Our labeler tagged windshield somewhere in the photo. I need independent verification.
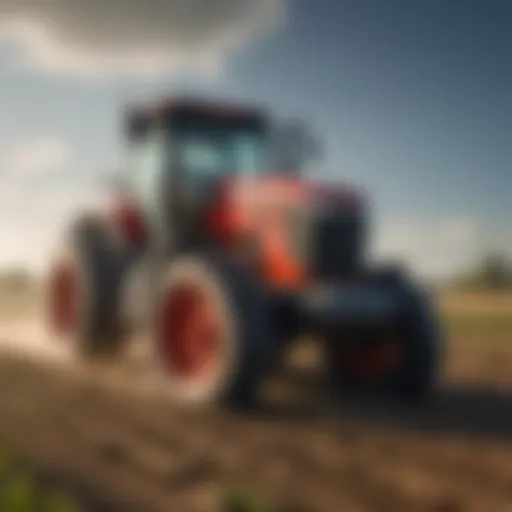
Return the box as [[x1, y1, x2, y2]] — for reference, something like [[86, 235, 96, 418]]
[[177, 127, 269, 185]]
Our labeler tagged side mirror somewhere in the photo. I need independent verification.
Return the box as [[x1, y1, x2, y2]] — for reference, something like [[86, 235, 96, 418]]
[[272, 120, 323, 172]]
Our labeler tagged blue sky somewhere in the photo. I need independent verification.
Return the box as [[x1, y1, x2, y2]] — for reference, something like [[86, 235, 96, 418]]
[[0, 0, 509, 277]]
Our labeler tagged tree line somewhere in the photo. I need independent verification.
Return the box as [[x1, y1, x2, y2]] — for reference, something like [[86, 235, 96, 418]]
[[0, 267, 33, 291], [454, 253, 512, 291]]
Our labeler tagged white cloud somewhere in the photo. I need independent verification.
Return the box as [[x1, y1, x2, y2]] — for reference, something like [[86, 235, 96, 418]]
[[0, 0, 285, 78], [0, 137, 72, 232], [1, 138, 69, 177], [372, 217, 491, 279], [0, 179, 99, 273], [0, 138, 95, 272]]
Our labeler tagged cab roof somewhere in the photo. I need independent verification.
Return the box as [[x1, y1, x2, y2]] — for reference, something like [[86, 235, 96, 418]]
[[125, 96, 269, 138]]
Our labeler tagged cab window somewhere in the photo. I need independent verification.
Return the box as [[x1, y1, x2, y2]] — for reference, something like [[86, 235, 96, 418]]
[[127, 128, 167, 226]]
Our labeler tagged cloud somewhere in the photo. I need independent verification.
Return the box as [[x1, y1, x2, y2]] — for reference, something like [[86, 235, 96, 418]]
[[0, 137, 71, 228], [0, 178, 99, 272], [372, 217, 491, 279], [0, 137, 89, 272], [0, 0, 285, 77], [1, 138, 69, 178]]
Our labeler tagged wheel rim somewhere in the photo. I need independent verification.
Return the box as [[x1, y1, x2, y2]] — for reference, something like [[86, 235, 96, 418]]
[[49, 263, 78, 337], [333, 333, 405, 380], [160, 283, 221, 381]]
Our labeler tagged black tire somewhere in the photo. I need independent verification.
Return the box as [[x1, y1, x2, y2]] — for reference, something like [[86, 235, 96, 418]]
[[369, 265, 442, 402], [46, 214, 128, 359], [388, 284, 442, 403], [152, 254, 277, 407], [326, 274, 442, 404]]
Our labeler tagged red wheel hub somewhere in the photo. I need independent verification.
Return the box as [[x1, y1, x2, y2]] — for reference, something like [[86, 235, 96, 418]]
[[49, 263, 78, 337], [333, 334, 405, 380], [160, 284, 221, 381]]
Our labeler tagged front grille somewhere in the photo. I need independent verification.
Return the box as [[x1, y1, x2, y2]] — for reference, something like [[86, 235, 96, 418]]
[[310, 210, 363, 280], [285, 204, 313, 265], [285, 204, 364, 280]]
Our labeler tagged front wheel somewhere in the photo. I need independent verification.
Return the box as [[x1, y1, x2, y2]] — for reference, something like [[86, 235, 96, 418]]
[[388, 287, 442, 403], [151, 254, 277, 407], [326, 282, 442, 404]]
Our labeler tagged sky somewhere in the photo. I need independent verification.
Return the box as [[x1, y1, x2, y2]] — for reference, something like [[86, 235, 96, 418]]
[[0, 0, 510, 278]]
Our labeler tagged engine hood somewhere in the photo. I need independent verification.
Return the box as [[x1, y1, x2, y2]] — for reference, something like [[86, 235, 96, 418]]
[[207, 174, 366, 290], [220, 175, 365, 212]]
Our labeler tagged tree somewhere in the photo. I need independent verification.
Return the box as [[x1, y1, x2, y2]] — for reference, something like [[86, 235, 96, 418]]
[[0, 267, 32, 291], [456, 253, 512, 291], [478, 254, 512, 290]]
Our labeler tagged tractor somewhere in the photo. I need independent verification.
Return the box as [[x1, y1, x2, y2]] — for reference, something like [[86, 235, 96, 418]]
[[45, 97, 442, 406]]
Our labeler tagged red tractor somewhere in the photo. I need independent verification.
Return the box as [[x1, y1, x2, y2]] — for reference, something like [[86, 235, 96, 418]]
[[46, 97, 442, 406]]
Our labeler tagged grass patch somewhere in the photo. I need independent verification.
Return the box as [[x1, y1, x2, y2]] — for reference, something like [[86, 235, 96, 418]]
[[220, 485, 276, 512], [0, 441, 82, 512], [0, 439, 277, 512], [442, 313, 512, 337], [0, 473, 82, 512], [439, 291, 512, 337]]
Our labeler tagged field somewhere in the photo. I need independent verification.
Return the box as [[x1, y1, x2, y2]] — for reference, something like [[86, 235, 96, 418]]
[[0, 287, 511, 511]]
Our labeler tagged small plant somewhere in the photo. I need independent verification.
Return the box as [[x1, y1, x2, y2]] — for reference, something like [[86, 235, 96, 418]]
[[0, 442, 15, 480], [0, 439, 83, 512], [220, 485, 275, 512], [0, 472, 38, 512], [42, 490, 82, 512]]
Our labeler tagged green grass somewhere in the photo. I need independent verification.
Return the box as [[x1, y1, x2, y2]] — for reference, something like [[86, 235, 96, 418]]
[[439, 291, 512, 338], [220, 485, 275, 512], [0, 474, 82, 512], [0, 439, 277, 512], [0, 441, 82, 512], [443, 313, 512, 337]]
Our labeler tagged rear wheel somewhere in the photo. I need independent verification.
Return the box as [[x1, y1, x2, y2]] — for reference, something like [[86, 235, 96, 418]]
[[152, 255, 276, 407], [48, 261, 79, 338], [45, 216, 128, 359]]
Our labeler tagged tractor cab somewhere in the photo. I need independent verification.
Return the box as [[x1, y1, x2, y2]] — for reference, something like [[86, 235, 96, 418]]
[[115, 97, 367, 287], [119, 98, 277, 249]]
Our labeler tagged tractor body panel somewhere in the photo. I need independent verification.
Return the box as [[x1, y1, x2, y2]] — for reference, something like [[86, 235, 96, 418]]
[[205, 175, 366, 291], [297, 283, 404, 332]]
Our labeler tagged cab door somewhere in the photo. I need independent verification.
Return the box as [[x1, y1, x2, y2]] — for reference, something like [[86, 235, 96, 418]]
[[126, 126, 171, 246]]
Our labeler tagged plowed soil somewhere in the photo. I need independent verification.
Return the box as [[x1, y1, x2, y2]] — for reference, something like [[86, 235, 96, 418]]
[[0, 291, 511, 512]]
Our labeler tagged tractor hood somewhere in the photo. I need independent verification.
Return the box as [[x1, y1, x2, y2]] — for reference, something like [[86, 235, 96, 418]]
[[207, 174, 367, 289], [219, 175, 365, 212]]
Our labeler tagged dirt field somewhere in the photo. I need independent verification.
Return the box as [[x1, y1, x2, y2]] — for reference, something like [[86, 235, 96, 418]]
[[0, 289, 511, 512]]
